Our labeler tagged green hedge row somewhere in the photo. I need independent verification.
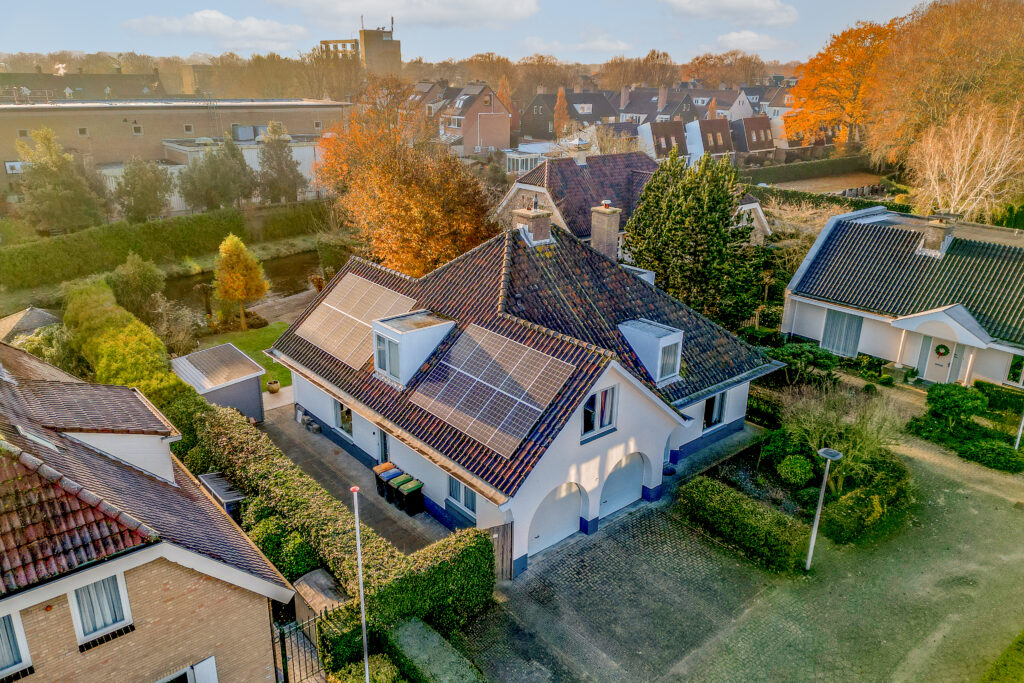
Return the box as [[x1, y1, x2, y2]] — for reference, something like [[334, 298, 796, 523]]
[[906, 415, 1024, 472], [744, 184, 913, 213], [677, 475, 809, 572], [742, 155, 871, 185], [747, 385, 784, 429], [63, 280, 191, 408], [974, 380, 1024, 413], [0, 201, 326, 291]]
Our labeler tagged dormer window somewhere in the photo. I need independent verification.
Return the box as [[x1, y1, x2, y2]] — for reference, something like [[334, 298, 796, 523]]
[[374, 333, 400, 381], [659, 342, 681, 381]]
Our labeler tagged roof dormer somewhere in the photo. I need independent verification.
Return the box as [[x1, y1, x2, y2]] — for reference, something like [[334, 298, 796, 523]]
[[371, 311, 455, 387], [617, 318, 684, 386]]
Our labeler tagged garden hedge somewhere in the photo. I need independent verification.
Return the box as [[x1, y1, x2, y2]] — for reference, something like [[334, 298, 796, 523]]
[[747, 385, 785, 428], [820, 452, 914, 543], [676, 475, 809, 572], [974, 380, 1024, 413], [744, 184, 912, 213], [741, 155, 871, 185], [63, 280, 191, 408], [328, 654, 405, 683]]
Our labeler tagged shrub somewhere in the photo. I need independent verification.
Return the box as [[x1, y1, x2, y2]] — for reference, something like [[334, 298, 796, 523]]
[[147, 293, 200, 356], [105, 252, 166, 319], [254, 201, 327, 241], [383, 618, 485, 683], [279, 531, 321, 581], [764, 343, 838, 387], [241, 495, 277, 531], [676, 476, 809, 572], [182, 445, 215, 474], [249, 516, 289, 563], [747, 386, 785, 429], [741, 155, 871, 184], [925, 383, 988, 431], [794, 486, 820, 509], [744, 185, 912, 213], [777, 455, 814, 487], [959, 440, 1024, 473], [863, 383, 878, 395], [759, 429, 802, 467], [820, 450, 913, 543], [974, 380, 1024, 413], [329, 654, 405, 683], [878, 375, 895, 387], [11, 323, 92, 380], [739, 326, 784, 348]]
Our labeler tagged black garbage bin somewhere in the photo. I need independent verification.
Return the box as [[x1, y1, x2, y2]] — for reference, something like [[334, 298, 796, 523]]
[[399, 479, 424, 516], [387, 474, 412, 504], [374, 463, 398, 497]]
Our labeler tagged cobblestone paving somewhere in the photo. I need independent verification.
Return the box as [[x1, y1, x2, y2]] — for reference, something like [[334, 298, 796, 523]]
[[461, 455, 1024, 682]]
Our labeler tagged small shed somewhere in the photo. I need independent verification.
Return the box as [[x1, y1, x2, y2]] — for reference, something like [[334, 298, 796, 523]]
[[172, 343, 266, 422]]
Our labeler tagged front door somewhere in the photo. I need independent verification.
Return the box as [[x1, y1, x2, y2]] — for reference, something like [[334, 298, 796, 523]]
[[946, 343, 966, 383], [379, 431, 390, 463], [923, 338, 954, 383]]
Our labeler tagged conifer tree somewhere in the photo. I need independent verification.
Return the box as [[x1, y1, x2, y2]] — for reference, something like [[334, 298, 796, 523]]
[[16, 127, 105, 232], [212, 234, 268, 330], [256, 121, 307, 203]]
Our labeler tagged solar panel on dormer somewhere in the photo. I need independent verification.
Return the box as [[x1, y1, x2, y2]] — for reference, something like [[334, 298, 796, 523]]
[[296, 274, 416, 369], [409, 324, 575, 458]]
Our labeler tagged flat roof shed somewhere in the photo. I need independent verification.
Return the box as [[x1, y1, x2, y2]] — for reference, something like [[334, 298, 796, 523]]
[[172, 343, 267, 422]]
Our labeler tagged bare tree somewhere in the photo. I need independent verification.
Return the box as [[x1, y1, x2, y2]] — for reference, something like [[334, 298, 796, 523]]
[[908, 103, 1024, 222]]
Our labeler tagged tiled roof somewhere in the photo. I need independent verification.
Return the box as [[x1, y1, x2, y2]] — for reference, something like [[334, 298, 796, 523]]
[[172, 344, 265, 393], [528, 92, 618, 122], [0, 342, 80, 383], [9, 380, 177, 436], [0, 346, 287, 594], [792, 218, 1024, 346], [0, 72, 166, 99], [274, 226, 774, 496], [0, 308, 60, 343], [517, 152, 660, 239]]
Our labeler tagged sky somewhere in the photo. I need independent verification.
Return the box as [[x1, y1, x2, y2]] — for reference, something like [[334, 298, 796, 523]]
[[1, 0, 920, 65]]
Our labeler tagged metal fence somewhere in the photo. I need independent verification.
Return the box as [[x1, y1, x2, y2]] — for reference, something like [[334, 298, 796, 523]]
[[272, 609, 346, 683]]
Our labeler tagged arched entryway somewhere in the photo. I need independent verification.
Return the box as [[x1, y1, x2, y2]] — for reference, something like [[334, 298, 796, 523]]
[[528, 482, 584, 556], [599, 452, 645, 518]]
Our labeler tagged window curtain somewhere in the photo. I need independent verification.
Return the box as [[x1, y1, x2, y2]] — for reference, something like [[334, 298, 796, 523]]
[[821, 309, 863, 358], [0, 615, 21, 670], [75, 576, 124, 637]]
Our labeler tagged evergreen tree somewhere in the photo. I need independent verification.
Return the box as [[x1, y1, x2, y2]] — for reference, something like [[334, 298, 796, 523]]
[[113, 158, 175, 223], [256, 121, 307, 203], [16, 127, 105, 232], [623, 151, 757, 327], [212, 234, 268, 330], [177, 135, 256, 211]]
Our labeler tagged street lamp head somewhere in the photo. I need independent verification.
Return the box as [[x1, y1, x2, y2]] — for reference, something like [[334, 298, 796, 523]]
[[817, 448, 843, 461]]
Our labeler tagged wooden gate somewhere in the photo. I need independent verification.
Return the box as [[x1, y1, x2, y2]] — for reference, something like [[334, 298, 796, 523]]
[[489, 522, 513, 580]]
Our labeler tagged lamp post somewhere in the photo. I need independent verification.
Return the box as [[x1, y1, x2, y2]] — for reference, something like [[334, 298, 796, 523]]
[[806, 448, 843, 572], [351, 486, 370, 683]]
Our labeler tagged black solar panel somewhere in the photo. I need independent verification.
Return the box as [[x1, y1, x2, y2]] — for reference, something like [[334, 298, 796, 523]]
[[410, 324, 575, 458]]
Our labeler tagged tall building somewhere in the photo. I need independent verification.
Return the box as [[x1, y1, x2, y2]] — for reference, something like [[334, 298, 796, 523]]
[[320, 19, 402, 78]]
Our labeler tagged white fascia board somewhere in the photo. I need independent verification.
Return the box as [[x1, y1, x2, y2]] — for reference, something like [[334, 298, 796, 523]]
[[0, 543, 292, 612]]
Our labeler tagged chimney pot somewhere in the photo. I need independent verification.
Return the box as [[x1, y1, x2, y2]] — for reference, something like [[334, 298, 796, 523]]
[[513, 205, 553, 244], [591, 201, 623, 260]]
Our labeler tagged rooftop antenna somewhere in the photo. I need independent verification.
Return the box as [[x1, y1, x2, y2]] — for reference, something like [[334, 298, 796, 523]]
[[361, 15, 364, 29], [391, 16, 394, 31]]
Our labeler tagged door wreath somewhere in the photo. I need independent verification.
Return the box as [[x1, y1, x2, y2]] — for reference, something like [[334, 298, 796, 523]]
[[934, 344, 950, 357]]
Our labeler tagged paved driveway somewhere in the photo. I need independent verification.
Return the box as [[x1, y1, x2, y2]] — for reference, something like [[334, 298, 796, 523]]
[[459, 449, 1024, 682]]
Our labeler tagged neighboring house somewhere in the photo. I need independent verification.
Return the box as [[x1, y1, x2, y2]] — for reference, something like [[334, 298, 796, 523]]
[[684, 117, 735, 164], [637, 120, 687, 161], [678, 89, 753, 121], [0, 307, 59, 342], [437, 83, 511, 156], [405, 81, 448, 117], [269, 209, 780, 578], [730, 116, 775, 154], [0, 343, 291, 682], [617, 87, 688, 125], [0, 69, 166, 102], [503, 140, 554, 177], [520, 91, 617, 140], [735, 193, 772, 246], [495, 152, 659, 251], [172, 343, 267, 423], [782, 208, 1024, 387]]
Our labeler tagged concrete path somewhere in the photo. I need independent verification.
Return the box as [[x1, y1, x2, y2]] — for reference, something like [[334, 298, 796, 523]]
[[252, 289, 317, 325], [262, 385, 294, 412], [260, 405, 449, 554]]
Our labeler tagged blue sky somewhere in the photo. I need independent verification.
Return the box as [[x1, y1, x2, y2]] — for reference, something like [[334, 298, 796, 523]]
[[2, 0, 918, 64]]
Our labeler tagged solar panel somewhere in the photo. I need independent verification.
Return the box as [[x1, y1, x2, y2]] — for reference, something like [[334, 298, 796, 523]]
[[410, 324, 575, 458], [297, 274, 416, 370]]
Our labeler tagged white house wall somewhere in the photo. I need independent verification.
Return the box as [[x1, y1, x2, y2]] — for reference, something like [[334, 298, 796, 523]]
[[858, 318, 903, 360], [972, 348, 1013, 384], [788, 299, 827, 340], [293, 373, 379, 457]]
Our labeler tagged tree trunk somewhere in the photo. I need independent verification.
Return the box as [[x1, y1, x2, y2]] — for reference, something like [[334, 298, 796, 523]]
[[239, 301, 247, 331]]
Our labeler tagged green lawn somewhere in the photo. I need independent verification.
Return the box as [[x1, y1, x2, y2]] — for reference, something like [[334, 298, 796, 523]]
[[981, 628, 1024, 682], [199, 321, 291, 392]]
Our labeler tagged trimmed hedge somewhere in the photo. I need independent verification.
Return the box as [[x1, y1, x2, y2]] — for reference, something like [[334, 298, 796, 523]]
[[747, 385, 784, 428], [677, 476, 809, 572], [742, 155, 871, 185], [974, 380, 1024, 413], [980, 628, 1024, 683], [745, 184, 913, 213], [820, 452, 914, 543], [252, 201, 327, 242], [959, 440, 1024, 473], [63, 280, 191, 408], [384, 619, 485, 683]]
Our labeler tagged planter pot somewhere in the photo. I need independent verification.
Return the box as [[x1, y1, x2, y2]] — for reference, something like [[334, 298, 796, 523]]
[[267, 380, 281, 394]]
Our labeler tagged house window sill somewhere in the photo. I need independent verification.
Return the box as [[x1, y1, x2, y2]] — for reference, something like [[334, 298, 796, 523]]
[[79, 623, 135, 653], [0, 666, 34, 683], [701, 422, 727, 435], [581, 427, 616, 445]]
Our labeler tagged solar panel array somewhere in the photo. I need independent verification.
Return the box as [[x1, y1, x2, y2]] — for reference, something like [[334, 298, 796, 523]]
[[410, 324, 575, 458], [297, 274, 416, 369]]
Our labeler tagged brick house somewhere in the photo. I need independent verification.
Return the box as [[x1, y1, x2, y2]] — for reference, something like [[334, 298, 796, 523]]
[[437, 84, 511, 157], [520, 91, 618, 140], [0, 343, 291, 682]]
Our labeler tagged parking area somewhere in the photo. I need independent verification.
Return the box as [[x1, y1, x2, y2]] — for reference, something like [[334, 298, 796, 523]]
[[459, 446, 1024, 682]]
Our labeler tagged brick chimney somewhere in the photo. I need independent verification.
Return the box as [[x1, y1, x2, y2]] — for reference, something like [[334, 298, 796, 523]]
[[620, 86, 630, 110], [591, 200, 622, 260], [657, 86, 668, 113], [513, 201, 553, 244]]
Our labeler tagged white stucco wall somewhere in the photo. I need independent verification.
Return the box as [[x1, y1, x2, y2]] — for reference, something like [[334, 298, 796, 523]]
[[293, 373, 380, 457], [788, 300, 827, 340], [858, 318, 903, 361], [972, 348, 1014, 385], [63, 432, 176, 482]]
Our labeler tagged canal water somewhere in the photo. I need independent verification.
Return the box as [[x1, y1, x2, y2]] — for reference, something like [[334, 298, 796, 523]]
[[164, 250, 320, 313]]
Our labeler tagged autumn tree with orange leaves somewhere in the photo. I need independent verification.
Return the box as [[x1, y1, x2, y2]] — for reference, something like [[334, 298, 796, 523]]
[[496, 75, 514, 113], [316, 75, 498, 277], [784, 20, 899, 147], [553, 87, 570, 137]]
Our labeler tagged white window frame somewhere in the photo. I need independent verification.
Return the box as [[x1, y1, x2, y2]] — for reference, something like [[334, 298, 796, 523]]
[[67, 572, 133, 644], [446, 475, 477, 518], [155, 656, 218, 683], [333, 399, 353, 437], [659, 342, 681, 382], [703, 392, 727, 432], [581, 386, 617, 439], [374, 333, 400, 381], [1006, 354, 1024, 388], [0, 610, 31, 678]]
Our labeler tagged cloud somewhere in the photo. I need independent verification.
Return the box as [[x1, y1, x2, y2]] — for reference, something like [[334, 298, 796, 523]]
[[271, 0, 539, 29], [522, 34, 633, 55], [660, 0, 798, 26], [716, 30, 795, 51], [123, 10, 308, 51]]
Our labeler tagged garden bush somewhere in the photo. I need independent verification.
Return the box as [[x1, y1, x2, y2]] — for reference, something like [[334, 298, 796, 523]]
[[249, 516, 289, 563], [279, 531, 321, 581], [0, 209, 246, 290], [676, 476, 809, 572], [763, 343, 838, 388], [383, 618, 485, 683], [974, 380, 1024, 413], [747, 386, 785, 429], [741, 155, 871, 185], [739, 326, 785, 348], [958, 440, 1024, 473], [777, 454, 814, 487], [253, 201, 327, 241], [181, 445, 215, 475], [329, 654, 406, 683], [744, 184, 912, 213], [924, 383, 989, 431], [240, 495, 277, 531]]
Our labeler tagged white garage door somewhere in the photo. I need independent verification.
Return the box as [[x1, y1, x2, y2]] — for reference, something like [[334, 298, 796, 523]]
[[599, 453, 643, 518], [528, 483, 583, 555]]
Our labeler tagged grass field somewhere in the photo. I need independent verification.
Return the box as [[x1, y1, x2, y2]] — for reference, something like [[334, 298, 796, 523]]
[[199, 321, 291, 392]]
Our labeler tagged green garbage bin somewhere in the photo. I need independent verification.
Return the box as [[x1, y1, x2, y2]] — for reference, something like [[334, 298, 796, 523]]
[[398, 479, 424, 516], [387, 474, 412, 504]]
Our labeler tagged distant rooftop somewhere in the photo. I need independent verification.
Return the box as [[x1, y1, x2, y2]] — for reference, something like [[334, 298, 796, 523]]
[[0, 98, 348, 111]]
